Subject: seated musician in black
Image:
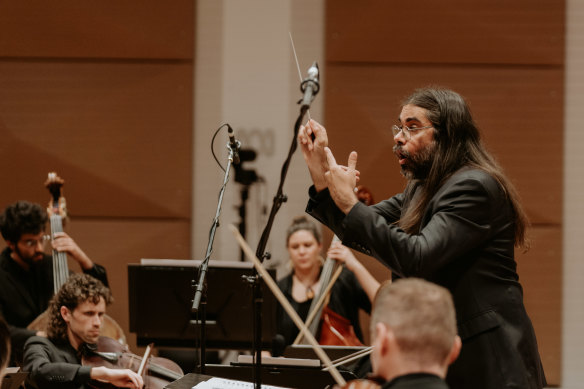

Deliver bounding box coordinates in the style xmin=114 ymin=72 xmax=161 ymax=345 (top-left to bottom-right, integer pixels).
xmin=23 ymin=273 xmax=142 ymax=389
xmin=0 ymin=201 xmax=108 ymax=364
xmin=276 ymin=216 xmax=380 ymax=347
xmin=0 ymin=315 xmax=10 ymax=382
xmin=364 ymin=278 xmax=461 ymax=389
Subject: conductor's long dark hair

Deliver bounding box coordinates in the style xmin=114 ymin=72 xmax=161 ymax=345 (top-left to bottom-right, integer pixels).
xmin=399 ymin=87 xmax=529 ymax=248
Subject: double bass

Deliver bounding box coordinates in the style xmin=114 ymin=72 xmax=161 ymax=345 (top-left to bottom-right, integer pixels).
xmin=294 ymin=185 xmax=375 ymax=347
xmin=27 ymin=172 xmax=126 ymax=344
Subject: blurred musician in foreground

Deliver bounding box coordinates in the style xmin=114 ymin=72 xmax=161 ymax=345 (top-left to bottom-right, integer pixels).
xmin=0 ymin=316 xmax=10 ymax=382
xmin=364 ymin=278 xmax=461 ymax=389
xmin=23 ymin=273 xmax=142 ymax=389
xmin=277 ymin=216 xmax=380 ymax=346
xmin=0 ymin=201 xmax=108 ymax=364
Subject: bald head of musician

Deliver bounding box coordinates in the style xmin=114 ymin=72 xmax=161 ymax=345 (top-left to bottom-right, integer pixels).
xmin=369 ymin=278 xmax=461 ymax=386
xmin=23 ymin=273 xmax=143 ymax=389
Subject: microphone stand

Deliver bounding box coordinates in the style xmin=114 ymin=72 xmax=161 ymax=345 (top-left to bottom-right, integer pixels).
xmin=249 ymin=62 xmax=320 ymax=389
xmin=192 ymin=140 xmax=239 ymax=374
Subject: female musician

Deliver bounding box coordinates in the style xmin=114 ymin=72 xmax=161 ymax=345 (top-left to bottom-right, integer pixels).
xmin=276 ymin=216 xmax=380 ymax=346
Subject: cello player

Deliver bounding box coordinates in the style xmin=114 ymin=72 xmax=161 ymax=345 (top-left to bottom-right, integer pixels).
xmin=276 ymin=216 xmax=380 ymax=347
xmin=23 ymin=273 xmax=141 ymax=389
xmin=0 ymin=201 xmax=108 ymax=365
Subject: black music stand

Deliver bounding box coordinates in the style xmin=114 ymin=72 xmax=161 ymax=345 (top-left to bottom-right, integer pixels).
xmin=128 ymin=260 xmax=277 ymax=352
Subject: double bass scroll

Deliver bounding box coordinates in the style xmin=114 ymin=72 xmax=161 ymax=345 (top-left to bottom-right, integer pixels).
xmin=27 ymin=172 xmax=126 ymax=345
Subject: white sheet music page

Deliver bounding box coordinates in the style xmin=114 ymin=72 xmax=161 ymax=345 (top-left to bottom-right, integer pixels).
xmin=192 ymin=377 xmax=290 ymax=389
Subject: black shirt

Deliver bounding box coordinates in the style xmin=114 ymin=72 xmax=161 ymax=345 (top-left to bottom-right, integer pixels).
xmin=0 ymin=247 xmax=108 ymax=364
xmin=276 ymin=267 xmax=371 ymax=346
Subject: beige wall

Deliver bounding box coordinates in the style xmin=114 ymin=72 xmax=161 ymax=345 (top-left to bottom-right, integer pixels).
xmin=562 ymin=0 xmax=584 ymax=387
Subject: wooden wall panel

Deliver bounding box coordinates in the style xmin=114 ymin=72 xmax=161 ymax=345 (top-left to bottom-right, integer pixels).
xmin=516 ymin=226 xmax=562 ymax=385
xmin=0 ymin=0 xmax=194 ymax=59
xmin=326 ymin=0 xmax=564 ymax=65
xmin=325 ymin=65 xmax=563 ymax=225
xmin=0 ymin=61 xmax=193 ymax=218
xmin=0 ymin=0 xmax=194 ymax=361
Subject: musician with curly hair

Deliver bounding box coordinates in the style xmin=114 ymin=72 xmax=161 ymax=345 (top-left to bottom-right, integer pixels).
xmin=23 ymin=274 xmax=141 ymax=389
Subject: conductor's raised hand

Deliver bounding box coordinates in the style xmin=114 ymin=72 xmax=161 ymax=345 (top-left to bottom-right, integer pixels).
xmin=324 ymin=148 xmax=359 ymax=214
xmin=298 ymin=119 xmax=329 ymax=192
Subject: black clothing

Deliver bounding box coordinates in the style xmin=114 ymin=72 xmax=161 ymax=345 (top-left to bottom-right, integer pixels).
xmin=307 ymin=167 xmax=546 ymax=389
xmin=0 ymin=247 xmax=108 ymax=364
xmin=23 ymin=336 xmax=92 ymax=389
xmin=276 ymin=267 xmax=371 ymax=346
xmin=382 ymin=373 xmax=449 ymax=389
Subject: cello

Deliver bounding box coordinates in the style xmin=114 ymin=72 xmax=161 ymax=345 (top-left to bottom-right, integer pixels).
xmin=27 ymin=172 xmax=126 ymax=344
xmin=294 ymin=185 xmax=375 ymax=347
xmin=231 ymin=225 xmax=382 ymax=389
xmin=81 ymin=336 xmax=184 ymax=389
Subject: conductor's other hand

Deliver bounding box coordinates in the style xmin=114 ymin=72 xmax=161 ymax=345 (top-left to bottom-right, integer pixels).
xmin=324 ymin=148 xmax=359 ymax=214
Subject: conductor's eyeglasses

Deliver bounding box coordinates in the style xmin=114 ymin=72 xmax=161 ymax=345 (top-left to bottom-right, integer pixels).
xmin=392 ymin=124 xmax=433 ymax=139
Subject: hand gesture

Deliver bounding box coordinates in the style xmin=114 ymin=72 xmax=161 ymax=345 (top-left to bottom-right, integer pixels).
xmin=324 ymin=147 xmax=359 ymax=214
xmin=298 ymin=119 xmax=329 ymax=191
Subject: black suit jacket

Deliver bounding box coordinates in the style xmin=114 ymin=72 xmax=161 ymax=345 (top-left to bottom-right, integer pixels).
xmin=23 ymin=336 xmax=92 ymax=389
xmin=307 ymin=167 xmax=546 ymax=389
xmin=382 ymin=373 xmax=449 ymax=388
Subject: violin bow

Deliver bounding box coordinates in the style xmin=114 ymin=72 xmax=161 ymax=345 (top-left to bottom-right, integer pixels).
xmin=137 ymin=343 xmax=153 ymax=377
xmin=229 ymin=224 xmax=346 ymax=387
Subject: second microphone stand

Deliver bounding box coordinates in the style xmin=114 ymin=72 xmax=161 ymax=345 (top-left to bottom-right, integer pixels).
xmin=191 ymin=139 xmax=240 ymax=374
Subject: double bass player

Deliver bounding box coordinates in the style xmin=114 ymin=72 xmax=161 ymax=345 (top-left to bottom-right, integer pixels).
xmin=0 ymin=200 xmax=108 ymax=365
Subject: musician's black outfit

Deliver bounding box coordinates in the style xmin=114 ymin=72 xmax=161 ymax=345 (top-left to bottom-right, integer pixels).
xmin=306 ymin=167 xmax=546 ymax=389
xmin=276 ymin=267 xmax=371 ymax=346
xmin=0 ymin=247 xmax=108 ymax=364
xmin=382 ymin=373 xmax=449 ymax=388
xmin=23 ymin=335 xmax=92 ymax=389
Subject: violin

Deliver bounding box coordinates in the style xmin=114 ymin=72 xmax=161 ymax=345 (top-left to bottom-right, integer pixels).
xmin=333 ymin=377 xmax=383 ymax=389
xmin=81 ymin=336 xmax=184 ymax=389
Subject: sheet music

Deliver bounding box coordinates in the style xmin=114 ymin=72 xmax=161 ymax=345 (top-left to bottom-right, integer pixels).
xmin=192 ymin=377 xmax=290 ymax=389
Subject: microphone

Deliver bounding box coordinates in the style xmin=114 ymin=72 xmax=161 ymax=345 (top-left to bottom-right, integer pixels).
xmin=300 ymin=61 xmax=320 ymax=109
xmin=227 ymin=125 xmax=241 ymax=164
